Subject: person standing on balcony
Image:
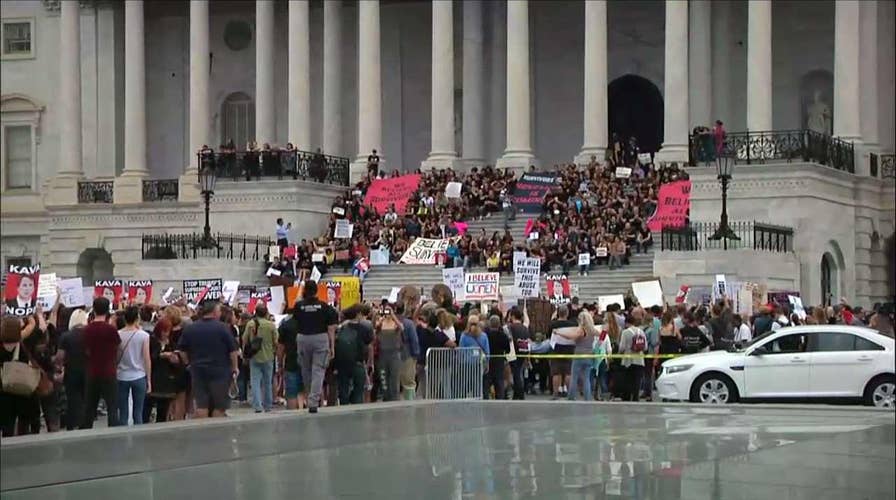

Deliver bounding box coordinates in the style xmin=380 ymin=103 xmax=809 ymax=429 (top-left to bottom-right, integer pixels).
xmin=712 ymin=120 xmax=726 ymax=155
xmin=276 ymin=218 xmax=292 ymax=249
xmin=367 ymin=149 xmax=380 ymax=178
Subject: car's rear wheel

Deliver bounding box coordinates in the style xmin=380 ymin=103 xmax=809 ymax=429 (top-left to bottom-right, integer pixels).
xmin=865 ymin=375 xmax=896 ymax=409
xmin=690 ymin=373 xmax=738 ymax=404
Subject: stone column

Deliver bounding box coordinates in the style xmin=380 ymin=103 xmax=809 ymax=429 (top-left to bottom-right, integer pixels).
xmin=256 ymin=0 xmax=276 ymax=146
xmin=656 ymin=0 xmax=689 ymax=163
xmin=461 ymin=0 xmax=485 ymax=170
xmin=688 ymin=0 xmax=711 ymax=130
xmin=833 ymin=0 xmax=861 ymax=144
xmin=322 ymin=0 xmax=342 ymax=155
xmin=289 ymin=0 xmax=311 ymax=150
xmin=496 ymin=0 xmax=538 ymax=172
xmin=423 ymin=0 xmax=460 ymax=171
xmin=351 ymin=0 xmax=383 ymax=182
xmin=114 ymin=0 xmax=148 ymax=203
xmin=859 ymin=0 xmax=879 ymax=176
xmin=747 ymin=0 xmax=772 ymax=132
xmin=574 ymin=0 xmax=607 ymax=165
xmin=180 ymin=0 xmax=210 ymax=202
xmin=59 ymin=0 xmax=82 ymax=177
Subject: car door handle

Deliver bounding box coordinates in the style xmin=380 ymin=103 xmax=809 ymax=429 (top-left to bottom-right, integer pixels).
xmin=857 ymin=356 xmax=873 ymax=362
xmin=790 ymin=357 xmax=806 ymax=363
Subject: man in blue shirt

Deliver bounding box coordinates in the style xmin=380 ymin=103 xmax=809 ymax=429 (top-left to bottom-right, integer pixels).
xmin=177 ymin=301 xmax=239 ymax=418
xmin=275 ymin=218 xmax=291 ymax=249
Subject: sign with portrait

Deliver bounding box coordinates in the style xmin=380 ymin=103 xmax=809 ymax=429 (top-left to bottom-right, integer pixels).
xmin=94 ymin=279 xmax=124 ymax=309
xmin=4 ymin=264 xmax=41 ymax=317
xmin=127 ymin=280 xmax=153 ymax=305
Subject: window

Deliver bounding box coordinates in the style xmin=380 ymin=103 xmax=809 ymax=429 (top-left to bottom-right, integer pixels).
xmin=854 ymin=336 xmax=884 ymax=351
xmin=765 ymin=334 xmax=806 ymax=354
xmin=4 ymin=125 xmax=32 ymax=189
xmin=809 ymin=333 xmax=856 ymax=352
xmin=1 ymin=19 xmax=34 ymax=59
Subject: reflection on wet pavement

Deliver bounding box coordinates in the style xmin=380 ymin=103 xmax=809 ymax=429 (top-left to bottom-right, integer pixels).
xmin=1 ymin=401 xmax=893 ymax=499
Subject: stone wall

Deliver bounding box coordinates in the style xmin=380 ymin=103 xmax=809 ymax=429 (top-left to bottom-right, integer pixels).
xmin=133 ymin=259 xmax=268 ymax=294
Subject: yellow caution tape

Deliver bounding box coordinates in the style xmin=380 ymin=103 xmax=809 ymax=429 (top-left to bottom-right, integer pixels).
xmin=484 ymin=353 xmax=683 ymax=359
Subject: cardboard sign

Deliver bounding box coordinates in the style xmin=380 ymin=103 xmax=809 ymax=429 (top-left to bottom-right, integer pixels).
xmin=235 ymin=285 xmax=255 ymax=305
xmin=714 ymin=274 xmax=727 ymax=299
xmin=222 ymin=280 xmax=240 ymax=304
xmin=312 ymin=253 xmax=325 ymax=263
xmin=266 ymin=267 xmax=282 ymax=277
xmin=399 ymin=237 xmax=451 ymax=265
xmin=247 ymin=287 xmax=271 ymax=315
xmin=464 ymin=272 xmax=500 ymax=301
xmin=546 ymin=274 xmax=570 ymax=305
xmin=310 ymin=266 xmax=322 ymax=283
xmin=499 ymin=285 xmax=519 ymax=306
xmin=512 ymin=251 xmax=527 ymax=273
xmin=94 ymin=279 xmax=123 ymax=309
xmin=36 ymin=272 xmax=58 ymax=310
xmin=578 ymin=253 xmax=590 ymax=266
xmin=595 ymin=247 xmax=608 ymax=257
xmin=512 ymin=173 xmax=560 ymax=213
xmin=445 ymin=181 xmax=462 ymax=199
xmin=363 ymin=174 xmax=422 ymax=214
xmin=334 ymin=219 xmax=354 ymax=239
xmin=615 ymin=167 xmax=632 ymax=179
xmin=442 ymin=267 xmax=466 ymax=302
xmin=269 ymin=285 xmax=286 ymax=315
xmin=631 ymin=280 xmax=663 ymax=308
xmin=269 ymin=245 xmax=280 ymax=260
xmin=58 ymin=277 xmax=85 ymax=308
xmin=598 ymin=294 xmax=625 ymax=313
xmin=182 ymin=278 xmax=223 ymax=303
xmin=788 ymin=295 xmax=806 ymax=320
xmin=647 ymin=180 xmax=691 ymax=231
xmin=127 ymin=280 xmax=153 ymax=305
xmin=514 ymin=258 xmax=541 ymax=298
xmin=4 ymin=264 xmax=40 ymax=316
xmin=332 ymin=206 xmax=345 ymax=216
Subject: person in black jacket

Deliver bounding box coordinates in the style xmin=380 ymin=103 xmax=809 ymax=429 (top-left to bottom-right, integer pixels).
xmin=484 ymin=315 xmax=510 ymax=399
xmin=679 ymin=312 xmax=712 ymax=354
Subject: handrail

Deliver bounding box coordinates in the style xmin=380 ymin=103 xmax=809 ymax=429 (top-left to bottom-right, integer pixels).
xmin=660 ymin=220 xmax=793 ymax=253
xmin=197 ymin=149 xmax=350 ymax=186
xmin=141 ymin=232 xmax=274 ymax=260
xmin=688 ymin=129 xmax=854 ymax=173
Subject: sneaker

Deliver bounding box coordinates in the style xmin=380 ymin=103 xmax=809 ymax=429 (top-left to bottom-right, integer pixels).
xmin=254 ymin=410 xmax=262 ymax=414
xmin=309 ymin=407 xmax=318 ymax=414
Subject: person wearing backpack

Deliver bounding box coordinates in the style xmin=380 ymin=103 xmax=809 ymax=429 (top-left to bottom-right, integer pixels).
xmin=618 ymin=313 xmax=647 ymax=402
xmin=241 ymin=305 xmax=278 ymax=413
xmin=334 ymin=304 xmax=373 ymax=405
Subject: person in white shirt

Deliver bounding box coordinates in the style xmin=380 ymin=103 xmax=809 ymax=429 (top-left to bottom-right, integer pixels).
xmin=116 ymin=306 xmax=151 ymax=425
xmin=732 ymin=315 xmax=752 ymax=344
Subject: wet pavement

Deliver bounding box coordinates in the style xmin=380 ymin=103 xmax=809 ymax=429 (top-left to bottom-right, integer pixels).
xmin=1 ymin=400 xmax=893 ymax=499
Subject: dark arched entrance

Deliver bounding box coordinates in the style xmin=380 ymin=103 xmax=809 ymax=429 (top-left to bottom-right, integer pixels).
xmin=76 ymin=249 xmax=114 ymax=285
xmin=608 ymin=75 xmax=664 ymax=153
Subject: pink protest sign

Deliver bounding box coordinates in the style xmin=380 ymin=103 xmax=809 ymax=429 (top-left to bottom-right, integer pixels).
xmin=363 ymin=174 xmax=422 ymax=215
xmin=647 ymin=180 xmax=691 ymax=232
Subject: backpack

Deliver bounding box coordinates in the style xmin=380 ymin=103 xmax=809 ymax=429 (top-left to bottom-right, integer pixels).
xmin=630 ymin=328 xmax=647 ymax=353
xmin=244 ymin=319 xmax=263 ymax=359
xmin=335 ymin=323 xmax=363 ymax=366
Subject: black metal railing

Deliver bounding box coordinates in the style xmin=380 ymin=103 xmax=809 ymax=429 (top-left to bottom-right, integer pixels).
xmin=688 ymin=129 xmax=855 ymax=173
xmin=77 ymin=181 xmax=114 ymax=203
xmin=881 ymin=154 xmax=895 ymax=180
xmin=197 ymin=149 xmax=350 ymax=186
xmin=141 ymin=233 xmax=274 ymax=260
xmin=142 ymin=179 xmax=179 ymax=202
xmin=661 ymin=220 xmax=794 ymax=253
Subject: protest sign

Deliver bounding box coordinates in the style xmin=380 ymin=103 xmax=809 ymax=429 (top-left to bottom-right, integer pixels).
xmin=94 ymin=279 xmax=124 ymax=308
xmin=222 ymin=280 xmax=240 ymax=304
xmin=714 ymin=274 xmax=727 ymax=299
xmin=545 ymin=274 xmax=570 ymax=305
xmin=598 ymin=294 xmax=625 ymax=313
xmin=312 ymin=253 xmax=325 ymax=263
xmin=499 ymin=285 xmax=519 ymax=307
xmin=266 ymin=267 xmax=281 ymax=277
xmin=615 ymin=167 xmax=632 ymax=179
xmin=4 ymin=264 xmax=40 ymax=316
xmin=637 ymin=153 xmax=652 ymax=164
xmin=514 ymin=258 xmax=541 ymax=298
xmin=247 ymin=287 xmax=271 ymax=315
xmin=370 ymin=247 xmax=390 ymax=265
xmin=332 ymin=206 xmax=345 ymax=216
xmin=334 ymin=219 xmax=353 ymax=239
xmin=310 ymin=266 xmax=322 ymax=282
xmin=363 ymin=174 xmax=422 ymax=214
xmin=442 ymin=267 xmax=466 ymax=301
xmin=512 ymin=251 xmax=527 ymax=272
xmin=387 ymin=287 xmax=401 ymax=304
xmin=269 ymin=285 xmax=286 ymax=314
xmin=323 ymin=281 xmax=342 ymax=308
xmin=675 ymin=285 xmax=690 ymax=304
xmin=58 ymin=277 xmax=85 ymax=308
xmin=161 ymin=287 xmax=175 ymax=305
xmin=399 ymin=237 xmax=451 ymax=264
xmin=127 ymin=280 xmax=153 ymax=305
xmin=181 ymin=278 xmax=223 ymax=303
xmin=631 ymin=280 xmax=663 ymax=308
xmin=738 ymin=286 xmax=754 ymax=316
xmin=528 ymin=231 xmax=539 ymax=241
xmin=329 ymin=277 xmax=360 ymax=309
xmin=464 ymin=272 xmax=499 ymax=301
xmin=647 ymin=180 xmax=691 ymax=231
xmin=768 ymin=290 xmax=800 ymax=307
xmin=269 ymin=245 xmax=280 ymax=260
xmin=445 ymin=182 xmax=462 ymax=198
xmin=512 ymin=173 xmax=560 ymax=213
xmin=235 ymin=285 xmax=255 ymax=305
xmin=595 ymin=247 xmax=608 ymax=257
xmin=578 ymin=253 xmax=590 ymax=267
xmin=788 ymin=295 xmax=806 ymax=320
xmin=36 ymin=272 xmax=58 ymax=310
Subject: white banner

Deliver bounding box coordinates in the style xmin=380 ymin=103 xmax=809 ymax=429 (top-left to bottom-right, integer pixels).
xmin=334 ymin=219 xmax=354 ymax=239
xmin=714 ymin=274 xmax=727 ymax=299
xmin=269 ymin=286 xmax=285 ymax=315
xmin=615 ymin=167 xmax=632 ymax=179
xmin=399 ymin=237 xmax=450 ymax=264
xmin=514 ymin=257 xmax=541 ymax=298
xmin=788 ymin=295 xmax=806 ymax=320
xmin=222 ymin=280 xmax=240 ymax=304
xmin=370 ymin=247 xmax=390 ymax=265
xmin=58 ymin=277 xmax=85 ymax=308
xmin=598 ymin=294 xmax=625 ymax=313
xmin=595 ymin=247 xmax=608 ymax=257
xmin=512 ymin=251 xmax=527 ymax=273
xmin=269 ymin=245 xmax=280 ymax=260
xmin=310 ymin=266 xmax=322 ymax=283
xmin=577 ymin=253 xmax=590 ymax=266
xmin=638 ymin=153 xmax=652 ymax=164
xmin=528 ymin=231 xmax=539 ymax=241
xmin=464 ymin=272 xmax=500 ymax=301
xmin=631 ymin=280 xmax=663 ymax=308
xmin=36 ymin=272 xmax=58 ymax=309
xmin=441 ymin=267 xmax=465 ymax=301
xmin=445 ymin=181 xmax=462 ymax=198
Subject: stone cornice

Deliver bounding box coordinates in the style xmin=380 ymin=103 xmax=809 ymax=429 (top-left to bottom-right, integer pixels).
xmin=41 ymin=0 xmax=94 ymax=13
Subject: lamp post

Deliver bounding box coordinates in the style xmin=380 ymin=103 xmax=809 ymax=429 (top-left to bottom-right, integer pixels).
xmin=707 ymin=150 xmax=740 ymax=250
xmin=196 ymin=164 xmax=218 ymax=249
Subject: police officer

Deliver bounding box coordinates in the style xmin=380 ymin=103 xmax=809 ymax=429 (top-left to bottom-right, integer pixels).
xmin=291 ymin=281 xmax=339 ymax=413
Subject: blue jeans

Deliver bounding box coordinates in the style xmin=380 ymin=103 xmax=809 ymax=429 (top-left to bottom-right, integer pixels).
xmin=117 ymin=377 xmax=147 ymax=425
xmin=596 ymin=360 xmax=610 ymax=398
xmin=567 ymin=359 xmax=593 ymax=401
xmin=250 ymin=359 xmax=274 ymax=411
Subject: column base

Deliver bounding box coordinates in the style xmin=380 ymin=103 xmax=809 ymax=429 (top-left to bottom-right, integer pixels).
xmin=44 ymin=174 xmax=82 ymax=207
xmin=854 ymin=141 xmax=876 ymax=177
xmin=461 ymin=158 xmax=486 ymax=172
xmin=421 ymin=155 xmax=463 ymax=172
xmin=495 ymin=152 xmax=540 ymax=174
xmin=574 ymin=147 xmax=606 ymax=167
xmin=654 ymin=144 xmax=689 ymax=165
xmin=179 ymin=169 xmax=201 ymax=203
xmin=113 ymin=171 xmax=149 ymax=204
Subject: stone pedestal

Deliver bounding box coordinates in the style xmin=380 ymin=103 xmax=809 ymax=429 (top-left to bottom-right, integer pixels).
xmin=421 ymin=158 xmax=463 ymax=172
xmin=349 ymin=158 xmax=380 ymax=184
xmin=44 ymin=175 xmax=80 ymax=207
xmin=654 ymin=146 xmax=689 ymax=164
xmin=178 ymin=171 xmax=201 ymax=202
xmin=573 ymin=149 xmax=606 ymax=167
xmin=113 ymin=173 xmax=147 ymax=205
xmin=495 ymin=154 xmax=539 ymax=174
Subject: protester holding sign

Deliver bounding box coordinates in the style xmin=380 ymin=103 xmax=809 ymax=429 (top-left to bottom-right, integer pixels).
xmin=4 ymin=264 xmax=40 ymax=317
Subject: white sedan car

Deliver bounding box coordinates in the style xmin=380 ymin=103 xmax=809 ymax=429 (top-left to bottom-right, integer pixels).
xmin=656 ymin=325 xmax=895 ymax=408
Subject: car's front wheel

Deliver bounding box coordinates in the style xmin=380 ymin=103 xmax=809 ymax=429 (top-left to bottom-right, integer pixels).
xmin=690 ymin=373 xmax=738 ymax=404
xmin=865 ymin=375 xmax=896 ymax=409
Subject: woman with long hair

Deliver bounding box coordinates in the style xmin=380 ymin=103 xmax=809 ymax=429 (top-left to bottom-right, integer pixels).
xmin=163 ymin=307 xmax=189 ymax=420
xmin=144 ymin=319 xmax=179 ymax=423
xmin=568 ymin=311 xmax=598 ymax=401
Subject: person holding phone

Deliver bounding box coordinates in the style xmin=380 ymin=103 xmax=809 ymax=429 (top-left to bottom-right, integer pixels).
xmin=275 ymin=218 xmax=292 ymax=249
xmin=375 ymin=305 xmax=404 ymax=402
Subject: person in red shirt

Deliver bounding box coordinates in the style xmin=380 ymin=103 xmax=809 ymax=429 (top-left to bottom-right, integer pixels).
xmin=81 ymin=297 xmax=121 ymax=428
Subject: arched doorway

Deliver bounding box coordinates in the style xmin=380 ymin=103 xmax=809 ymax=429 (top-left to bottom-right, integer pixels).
xmin=607 ymin=75 xmax=664 ymax=153
xmin=220 ymin=91 xmax=255 ymax=149
xmin=76 ymin=249 xmax=114 ymax=285
xmin=821 ymin=253 xmax=834 ymax=306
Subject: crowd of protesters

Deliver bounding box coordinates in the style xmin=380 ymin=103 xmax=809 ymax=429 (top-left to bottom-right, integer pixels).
xmin=2 ymin=277 xmax=893 ymax=437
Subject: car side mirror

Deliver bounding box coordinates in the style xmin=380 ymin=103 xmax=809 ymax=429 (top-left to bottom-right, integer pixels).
xmin=750 ymin=346 xmax=768 ymax=356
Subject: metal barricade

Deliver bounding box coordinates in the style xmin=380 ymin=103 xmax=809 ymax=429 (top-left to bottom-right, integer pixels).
xmin=424 ymin=347 xmax=484 ymax=400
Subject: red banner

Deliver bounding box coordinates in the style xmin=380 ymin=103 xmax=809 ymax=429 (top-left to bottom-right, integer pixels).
xmin=647 ymin=180 xmax=691 ymax=232
xmin=363 ymin=174 xmax=421 ymax=215
xmin=4 ymin=264 xmax=40 ymax=317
